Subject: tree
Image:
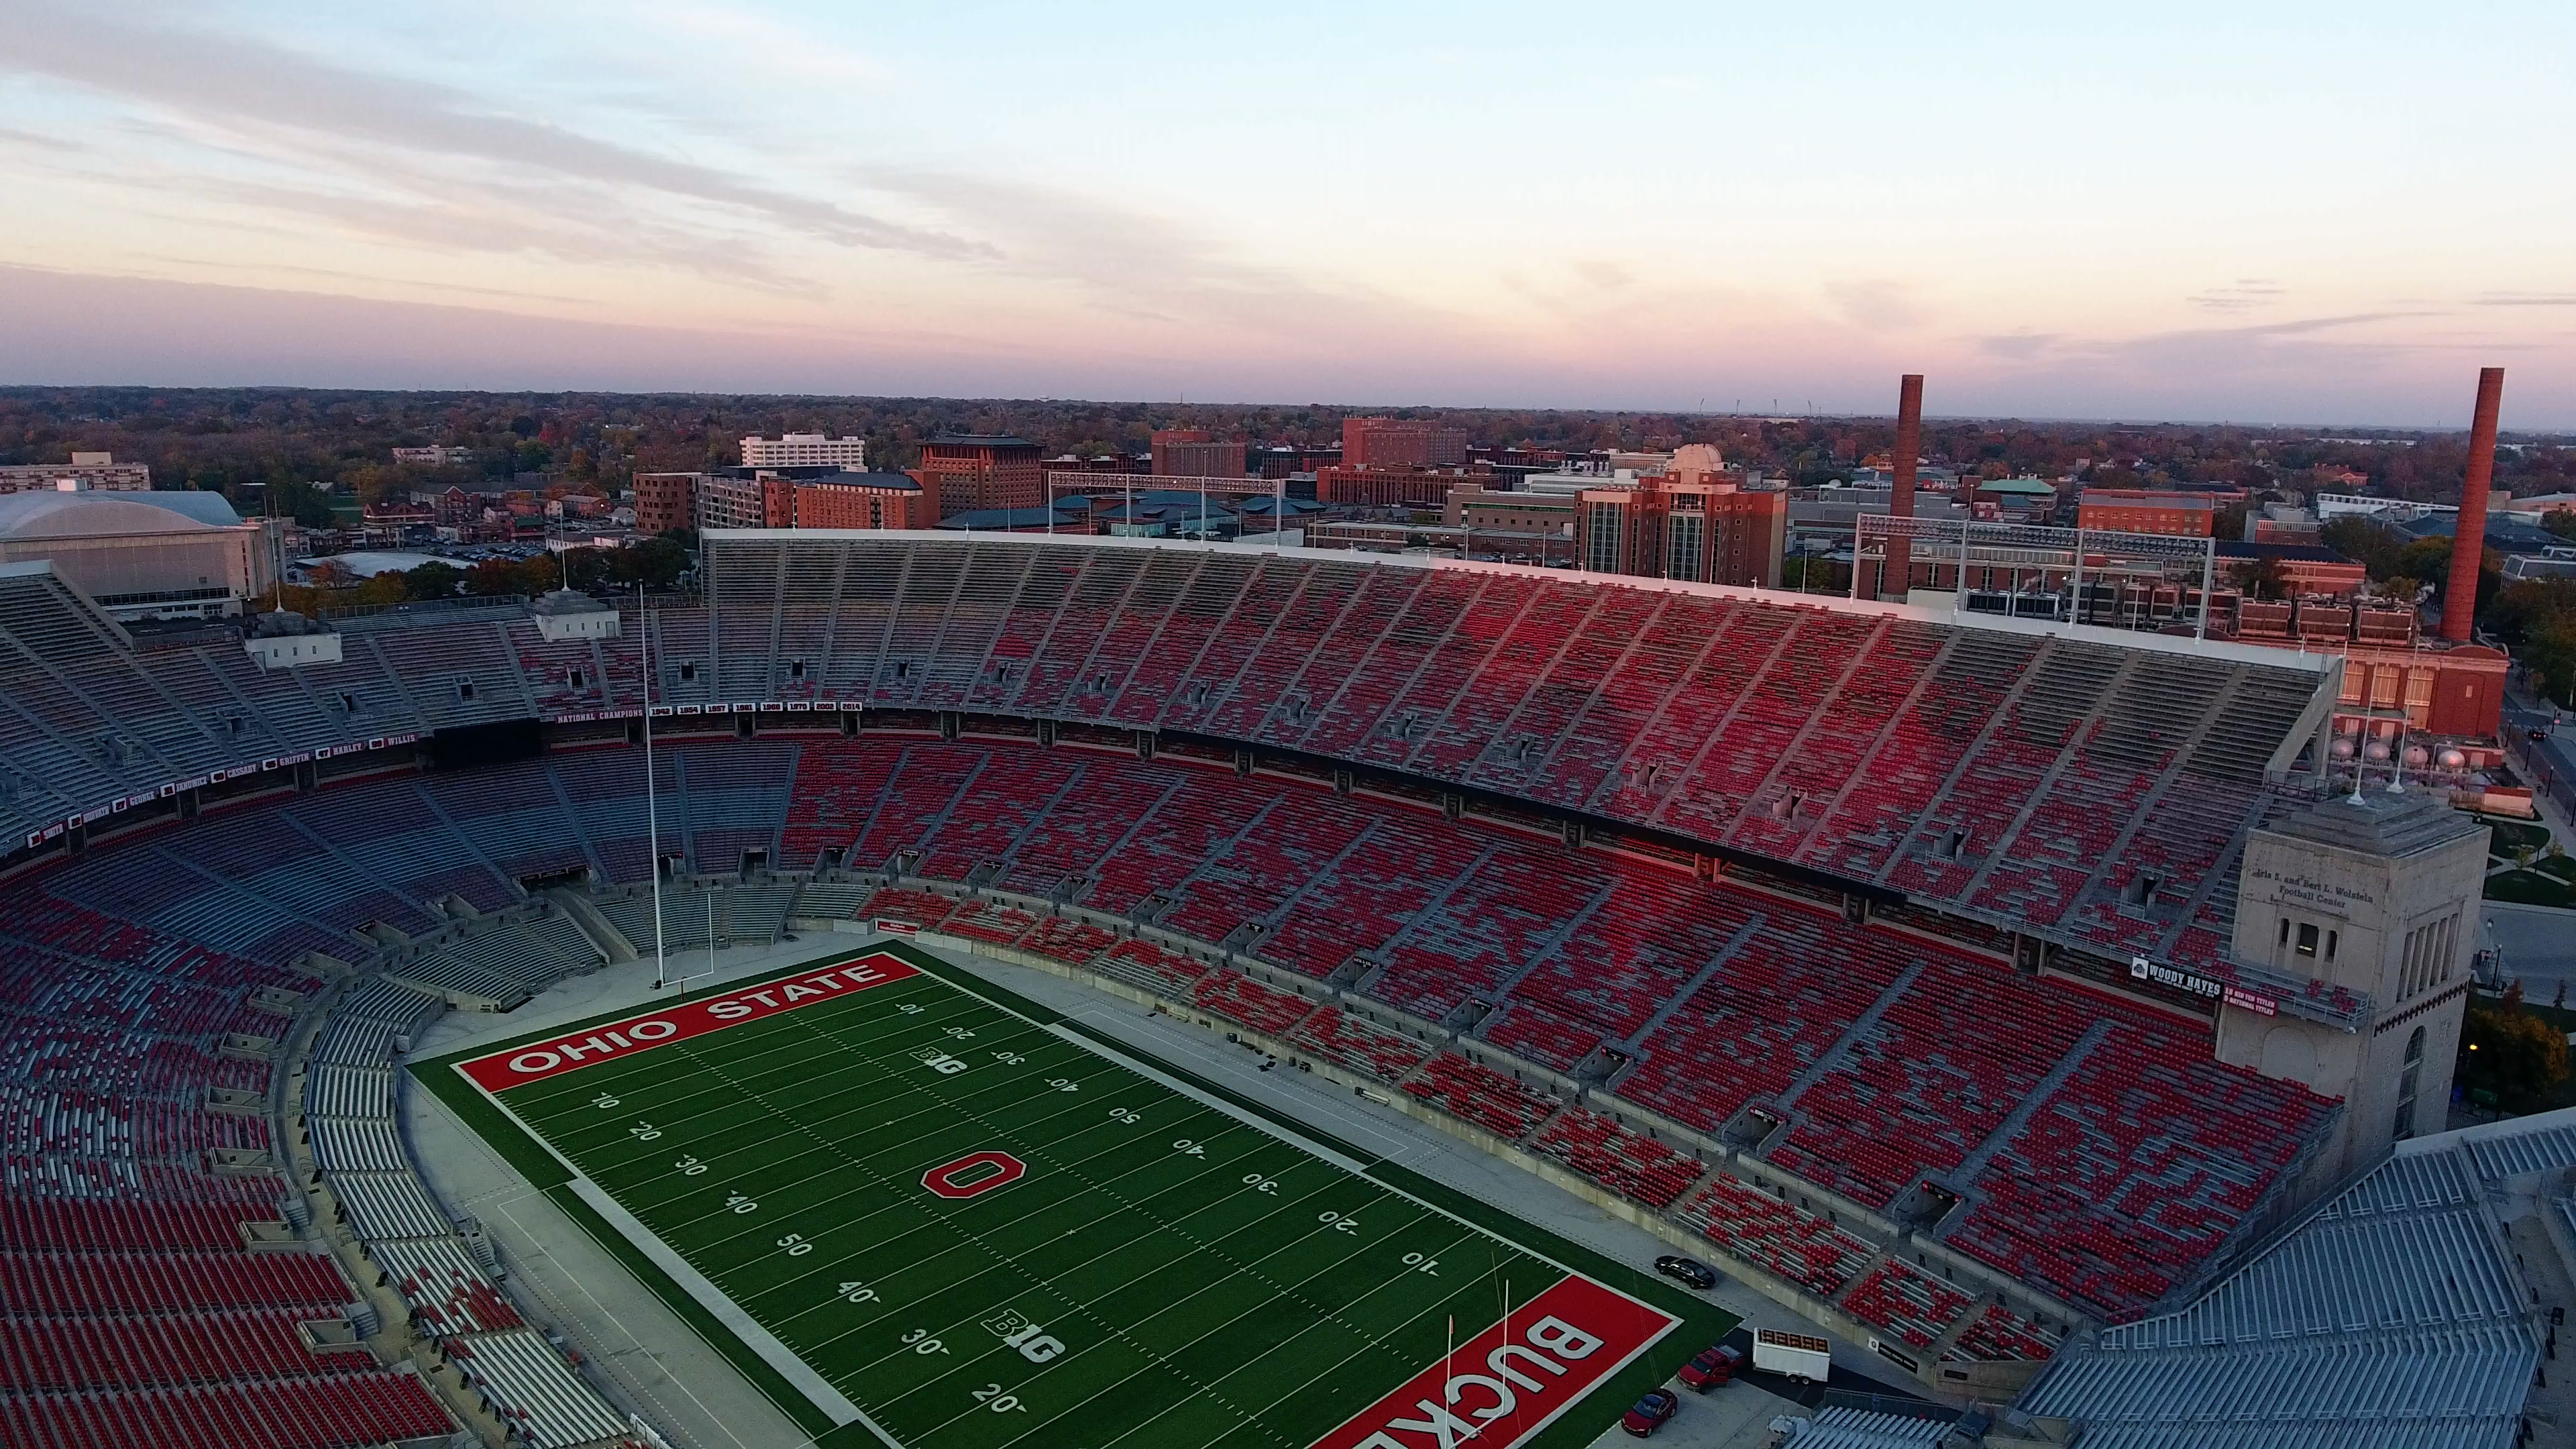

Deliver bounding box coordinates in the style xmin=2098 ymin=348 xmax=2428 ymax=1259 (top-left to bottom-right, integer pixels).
xmin=404 ymin=561 xmax=465 ymax=600
xmin=2459 ymin=991 xmax=2570 ymax=1114
xmin=2231 ymin=555 xmax=2289 ymax=601
xmin=351 ymin=571 xmax=408 ymax=607
xmin=2321 ymin=516 xmax=2408 ymax=578
xmin=464 ymin=559 xmax=523 ymax=597
xmin=600 ymin=535 xmax=692 ymax=591
xmin=277 ymin=482 xmax=339 ymax=529
xmin=2544 ymin=508 xmax=2576 ymax=542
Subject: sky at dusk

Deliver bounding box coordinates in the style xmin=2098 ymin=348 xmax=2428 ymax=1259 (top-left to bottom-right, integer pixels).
xmin=1 ymin=0 xmax=2570 ymax=425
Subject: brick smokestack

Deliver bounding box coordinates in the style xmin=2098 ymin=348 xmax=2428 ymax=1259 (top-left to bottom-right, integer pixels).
xmin=2438 ymin=367 xmax=2504 ymax=643
xmin=1882 ymin=374 xmax=1924 ymax=600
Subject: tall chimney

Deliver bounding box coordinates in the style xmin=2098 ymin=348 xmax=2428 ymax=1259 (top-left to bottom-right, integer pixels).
xmin=2438 ymin=367 xmax=2504 ymax=643
xmin=1882 ymin=374 xmax=1924 ymax=600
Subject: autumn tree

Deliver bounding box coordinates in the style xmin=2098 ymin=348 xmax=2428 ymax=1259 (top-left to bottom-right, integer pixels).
xmin=2459 ymin=985 xmax=2571 ymax=1114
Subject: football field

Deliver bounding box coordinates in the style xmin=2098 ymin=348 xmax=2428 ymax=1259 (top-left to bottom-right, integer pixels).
xmin=429 ymin=944 xmax=1699 ymax=1449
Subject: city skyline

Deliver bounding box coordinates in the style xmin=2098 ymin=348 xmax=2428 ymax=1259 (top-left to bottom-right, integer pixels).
xmin=3 ymin=0 xmax=2571 ymax=425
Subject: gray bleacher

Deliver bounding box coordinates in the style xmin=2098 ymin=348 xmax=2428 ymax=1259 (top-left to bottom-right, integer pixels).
xmin=337 ymin=977 xmax=442 ymax=1033
xmin=390 ymin=953 xmax=528 ymax=1009
xmin=305 ymin=1064 xmax=395 ymax=1120
xmin=309 ymin=1115 xmax=410 ymax=1173
xmin=727 ymin=883 xmax=797 ymax=945
xmin=597 ymin=888 xmax=719 ymax=954
xmin=328 ymin=1169 xmax=453 ymax=1242
xmin=452 ymin=1327 xmax=634 ymax=1448
xmin=149 ymin=870 xmax=319 ymax=955
xmin=1776 ymin=1404 xmax=1956 ymax=1448
xmin=790 ymin=881 xmax=872 ymax=919
xmin=312 ymin=1015 xmax=405 ymax=1069
xmin=2019 ymin=1110 xmax=2565 ymax=1448
xmin=392 ymin=908 xmax=604 ymax=1007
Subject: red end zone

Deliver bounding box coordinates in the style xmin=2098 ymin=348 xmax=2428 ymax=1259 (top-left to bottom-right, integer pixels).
xmin=1309 ymin=1273 xmax=1678 ymax=1449
xmin=456 ymin=953 xmax=920 ymax=1091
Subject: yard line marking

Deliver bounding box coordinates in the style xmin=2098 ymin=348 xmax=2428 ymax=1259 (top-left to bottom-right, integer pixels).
xmin=1042 ymin=1023 xmax=1373 ymax=1175
xmin=454 ymin=945 xmax=1675 ymax=1449
xmin=814 ymin=1156 xmax=1391 ymax=1383
xmin=1013 ymin=1216 xmax=1508 ymax=1449
xmin=565 ymin=1174 xmax=881 ymax=1438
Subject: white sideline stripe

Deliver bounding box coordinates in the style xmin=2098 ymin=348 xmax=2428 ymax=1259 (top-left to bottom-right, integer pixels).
xmin=566 ymin=1175 xmax=884 ymax=1440
xmin=1040 ymin=1023 xmax=1370 ymax=1177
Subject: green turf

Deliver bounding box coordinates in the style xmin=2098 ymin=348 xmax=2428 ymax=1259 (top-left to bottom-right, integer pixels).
xmin=421 ymin=943 xmax=1725 ymax=1449
xmin=2486 ymin=869 xmax=2576 ymax=908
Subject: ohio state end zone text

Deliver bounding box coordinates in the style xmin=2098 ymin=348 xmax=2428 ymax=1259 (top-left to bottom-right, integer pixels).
xmin=448 ymin=949 xmax=1682 ymax=1449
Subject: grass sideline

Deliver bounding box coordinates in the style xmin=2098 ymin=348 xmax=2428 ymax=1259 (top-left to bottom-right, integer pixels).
xmin=412 ymin=941 xmax=1737 ymax=1448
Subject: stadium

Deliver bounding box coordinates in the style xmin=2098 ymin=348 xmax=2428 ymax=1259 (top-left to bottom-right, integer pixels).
xmin=0 ymin=529 xmax=2553 ymax=1449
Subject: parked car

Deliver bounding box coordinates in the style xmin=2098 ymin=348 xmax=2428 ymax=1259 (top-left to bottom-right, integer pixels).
xmin=1677 ymin=1344 xmax=1746 ymax=1391
xmin=1621 ymin=1388 xmax=1679 ymax=1436
xmin=1653 ymin=1254 xmax=1718 ymax=1290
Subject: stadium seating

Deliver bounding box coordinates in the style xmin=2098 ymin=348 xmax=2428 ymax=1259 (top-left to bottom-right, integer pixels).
xmin=0 ymin=667 xmax=2345 ymax=1371
xmin=0 ymin=1368 xmax=457 ymax=1448
xmin=1772 ymin=956 xmax=2096 ymax=1208
xmin=2 ymin=541 xmax=2332 ymax=979
xmin=1838 ymin=1259 xmax=1975 ymax=1349
xmin=1281 ymin=1008 xmax=1430 ymax=1084
xmin=1944 ymin=1017 xmax=2337 ymax=1317
xmin=1528 ymin=1108 xmax=1704 ymax=1209
xmin=1189 ymin=971 xmax=1319 ymax=1036
xmin=1944 ymin=1303 xmax=2059 ymax=1363
xmin=1085 ymin=938 xmax=1212 ymax=997
xmin=1671 ymin=1173 xmax=1876 ymax=1300
xmin=1402 ymin=1054 xmax=1558 ymax=1140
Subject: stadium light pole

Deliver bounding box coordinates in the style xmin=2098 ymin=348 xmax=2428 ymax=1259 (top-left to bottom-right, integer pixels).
xmin=640 ymin=584 xmax=668 ymax=990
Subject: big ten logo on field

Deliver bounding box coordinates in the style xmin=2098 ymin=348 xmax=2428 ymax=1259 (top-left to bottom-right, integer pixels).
xmin=912 ymin=1044 xmax=969 ymax=1075
xmin=921 ymin=1150 xmax=1026 ymax=1199
xmin=981 ymin=1308 xmax=1067 ymax=1364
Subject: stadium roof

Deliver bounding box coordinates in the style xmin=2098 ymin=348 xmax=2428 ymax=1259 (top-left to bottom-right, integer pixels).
xmin=0 ymin=489 xmax=246 ymax=537
xmin=934 ymin=504 xmax=1085 ymax=530
xmin=2017 ymin=1107 xmax=2569 ymax=1448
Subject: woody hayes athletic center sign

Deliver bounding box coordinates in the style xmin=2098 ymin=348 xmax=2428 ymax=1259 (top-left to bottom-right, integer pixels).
xmin=457 ymin=953 xmax=920 ymax=1090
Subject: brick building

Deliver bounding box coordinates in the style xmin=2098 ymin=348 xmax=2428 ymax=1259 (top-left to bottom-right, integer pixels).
xmin=1150 ymin=430 xmax=1248 ymax=479
xmin=919 ymin=435 xmax=1043 ymax=517
xmin=1576 ymin=481 xmax=1785 ymax=587
xmin=1442 ymin=485 xmax=1576 ymax=535
xmin=1341 ymin=418 xmax=1467 ymax=469
xmin=632 ymin=473 xmax=700 ymax=535
xmin=0 ymin=453 xmax=152 ymax=494
xmin=740 ymin=433 xmax=867 ymax=469
xmin=2079 ymin=489 xmax=2217 ymax=537
xmin=793 ymin=473 xmax=938 ymax=530
xmin=697 ymin=473 xmax=796 ymax=530
xmin=1313 ymin=465 xmax=1478 ymax=510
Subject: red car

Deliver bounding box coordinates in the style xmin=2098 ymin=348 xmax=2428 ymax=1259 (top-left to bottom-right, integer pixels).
xmin=1621 ymin=1388 xmax=1679 ymax=1436
xmin=1677 ymin=1344 xmax=1745 ymax=1391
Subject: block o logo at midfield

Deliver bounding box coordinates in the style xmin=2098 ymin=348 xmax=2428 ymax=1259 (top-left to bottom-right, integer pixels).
xmin=921 ymin=1150 xmax=1027 ymax=1199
